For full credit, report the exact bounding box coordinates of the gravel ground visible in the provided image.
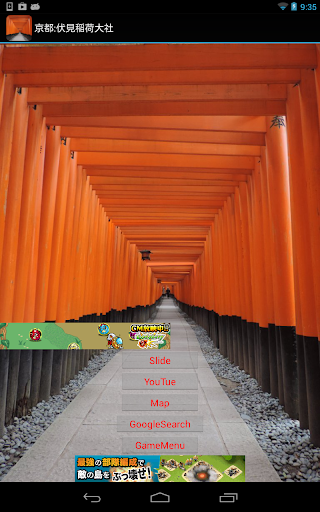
[182,314,320,482]
[0,348,118,481]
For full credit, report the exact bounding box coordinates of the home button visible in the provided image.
[150,492,170,503]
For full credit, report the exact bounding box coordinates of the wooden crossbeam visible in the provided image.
[41,100,286,117]
[27,84,288,103]
[3,44,316,72]
[11,68,302,88]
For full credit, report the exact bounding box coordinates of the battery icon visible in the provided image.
[291,2,298,9]
[219,493,239,503]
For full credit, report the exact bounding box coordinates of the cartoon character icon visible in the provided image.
[98,323,110,336]
[107,333,116,346]
[29,328,42,341]
[67,342,81,349]
[106,333,123,349]
[113,336,123,349]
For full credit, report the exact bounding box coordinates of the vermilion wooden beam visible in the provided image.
[116,221,214,226]
[104,218,217,225]
[42,100,286,117]
[84,166,252,176]
[99,196,228,202]
[114,208,220,214]
[138,257,204,261]
[105,217,209,224]
[141,245,205,250]
[158,281,180,284]
[105,204,227,212]
[154,273,190,277]
[104,202,222,207]
[102,199,224,206]
[125,230,207,240]
[86,169,248,182]
[61,126,266,146]
[137,246,204,251]
[104,212,222,219]
[71,138,261,156]
[146,262,195,267]
[27,84,287,103]
[77,152,255,169]
[94,185,236,192]
[147,258,200,262]
[11,68,301,88]
[3,44,316,72]
[90,177,240,187]
[142,252,202,257]
[46,115,267,132]
[121,226,210,231]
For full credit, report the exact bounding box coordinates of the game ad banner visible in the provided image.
[75,455,245,482]
[0,322,170,350]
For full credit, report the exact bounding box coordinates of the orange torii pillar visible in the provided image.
[233,188,246,370]
[251,159,271,393]
[83,189,100,319]
[109,225,121,319]
[207,222,219,347]
[228,186,242,372]
[286,70,320,445]
[0,46,4,115]
[238,180,256,378]
[70,168,90,320]
[206,225,217,345]
[127,243,139,314]
[259,147,277,397]
[299,70,320,339]
[0,74,16,278]
[226,195,242,368]
[55,154,78,322]
[111,227,123,317]
[118,235,131,319]
[34,125,61,322]
[194,253,204,328]
[134,252,147,321]
[219,203,232,363]
[24,112,47,322]
[0,86,28,321]
[64,164,84,322]
[316,44,320,125]
[238,182,254,377]
[215,210,227,357]
[265,115,298,420]
[94,206,109,320]
[202,244,212,334]
[230,192,246,371]
[12,105,45,322]
[101,217,114,319]
[45,136,72,321]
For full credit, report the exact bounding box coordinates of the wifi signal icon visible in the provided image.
[278,2,289,9]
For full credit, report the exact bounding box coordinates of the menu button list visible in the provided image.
[121,351,199,454]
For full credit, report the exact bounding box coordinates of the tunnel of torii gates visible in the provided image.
[0,43,319,442]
